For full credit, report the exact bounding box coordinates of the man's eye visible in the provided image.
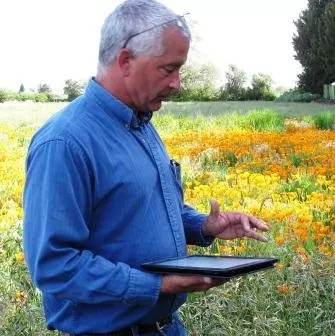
[163,67,175,75]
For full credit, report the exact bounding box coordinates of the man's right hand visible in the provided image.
[160,274,229,294]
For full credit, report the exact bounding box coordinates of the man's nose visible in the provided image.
[169,72,181,92]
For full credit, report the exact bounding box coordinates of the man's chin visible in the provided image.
[149,100,163,111]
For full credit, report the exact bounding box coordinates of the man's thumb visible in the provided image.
[209,199,220,218]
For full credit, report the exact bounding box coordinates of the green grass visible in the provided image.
[1,101,335,335]
[181,255,335,336]
[160,101,335,117]
[1,101,335,127]
[0,102,67,126]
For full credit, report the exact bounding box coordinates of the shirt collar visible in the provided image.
[84,78,153,129]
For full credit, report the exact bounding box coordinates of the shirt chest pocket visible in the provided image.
[169,159,184,209]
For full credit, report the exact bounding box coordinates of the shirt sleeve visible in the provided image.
[182,204,215,246]
[23,139,162,305]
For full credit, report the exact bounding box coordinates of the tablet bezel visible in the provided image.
[141,255,278,278]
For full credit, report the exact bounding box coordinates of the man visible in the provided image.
[23,1,269,335]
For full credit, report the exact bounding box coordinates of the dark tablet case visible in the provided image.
[141,255,278,278]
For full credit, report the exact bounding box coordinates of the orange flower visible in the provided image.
[276,284,298,295]
[275,234,285,246]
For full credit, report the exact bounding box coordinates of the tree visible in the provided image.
[248,73,276,101]
[38,83,51,93]
[293,0,335,94]
[175,63,219,101]
[0,89,7,103]
[221,65,247,101]
[19,83,25,93]
[63,79,83,101]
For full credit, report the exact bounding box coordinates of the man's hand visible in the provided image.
[160,274,228,294]
[202,199,269,241]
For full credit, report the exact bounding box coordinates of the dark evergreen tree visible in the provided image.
[293,0,335,93]
[19,83,25,93]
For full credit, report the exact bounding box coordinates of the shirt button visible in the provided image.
[125,123,129,129]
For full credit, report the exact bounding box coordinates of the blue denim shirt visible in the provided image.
[23,79,213,334]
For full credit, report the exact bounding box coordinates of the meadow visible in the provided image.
[0,101,334,335]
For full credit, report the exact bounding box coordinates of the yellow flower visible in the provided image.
[15,252,25,264]
[15,290,27,305]
[275,263,285,270]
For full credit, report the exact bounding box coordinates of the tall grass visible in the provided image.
[155,109,287,134]
[237,109,286,132]
[311,112,335,130]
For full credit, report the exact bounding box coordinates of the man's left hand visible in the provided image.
[202,199,269,241]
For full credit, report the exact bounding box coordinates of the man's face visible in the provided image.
[125,26,189,113]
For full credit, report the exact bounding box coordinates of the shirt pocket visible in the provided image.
[169,159,184,209]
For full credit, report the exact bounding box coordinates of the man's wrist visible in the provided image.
[201,218,212,237]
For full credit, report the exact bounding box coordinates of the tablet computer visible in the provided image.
[141,255,278,278]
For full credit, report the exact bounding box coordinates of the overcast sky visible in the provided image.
[0,0,308,93]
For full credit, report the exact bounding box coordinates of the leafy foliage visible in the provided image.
[293,0,335,94]
[37,84,51,94]
[0,89,8,103]
[276,89,321,102]
[220,64,247,101]
[172,63,219,101]
[248,73,276,101]
[63,79,84,101]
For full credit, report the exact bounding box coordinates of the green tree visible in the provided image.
[248,73,276,101]
[293,0,335,94]
[19,83,25,93]
[175,63,219,101]
[221,65,247,101]
[0,89,7,103]
[63,79,83,101]
[37,83,51,93]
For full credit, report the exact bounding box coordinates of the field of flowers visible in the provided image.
[0,103,334,335]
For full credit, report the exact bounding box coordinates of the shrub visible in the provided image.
[276,89,321,102]
[15,92,35,101]
[33,93,48,103]
[0,89,7,103]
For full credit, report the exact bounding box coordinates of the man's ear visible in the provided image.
[117,49,133,77]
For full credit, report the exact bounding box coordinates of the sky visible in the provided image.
[0,0,308,93]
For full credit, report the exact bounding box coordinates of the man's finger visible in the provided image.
[240,215,268,242]
[209,199,220,219]
[249,216,269,231]
[245,228,268,242]
[240,214,251,233]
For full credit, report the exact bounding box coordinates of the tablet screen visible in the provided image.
[155,256,265,269]
[141,255,278,278]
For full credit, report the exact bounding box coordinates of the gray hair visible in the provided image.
[98,0,191,72]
